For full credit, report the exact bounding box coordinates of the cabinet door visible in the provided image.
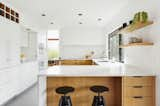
[8,20,21,66]
[123,86,153,97]
[124,97,154,106]
[0,17,20,69]
[0,17,8,68]
[123,77,154,86]
[18,62,38,93]
[0,67,19,105]
[20,26,28,47]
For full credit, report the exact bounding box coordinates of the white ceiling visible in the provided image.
[5,0,129,29]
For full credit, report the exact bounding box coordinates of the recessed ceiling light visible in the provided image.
[79,22,83,24]
[98,18,102,21]
[41,14,46,16]
[50,22,54,24]
[78,13,83,16]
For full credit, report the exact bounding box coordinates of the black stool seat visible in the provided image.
[56,86,75,95]
[90,85,109,93]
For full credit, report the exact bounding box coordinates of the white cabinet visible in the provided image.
[0,17,20,69]
[37,31,48,71]
[20,27,37,48]
[38,76,47,106]
[0,61,38,105]
[0,66,19,105]
[20,29,38,62]
[20,26,29,47]
[18,62,38,93]
[0,14,38,105]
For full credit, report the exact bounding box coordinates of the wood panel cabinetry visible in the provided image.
[122,76,155,106]
[47,77,121,106]
[60,60,93,65]
[46,76,155,106]
[48,60,94,66]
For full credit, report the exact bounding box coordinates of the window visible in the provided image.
[47,30,59,60]
[108,34,123,62]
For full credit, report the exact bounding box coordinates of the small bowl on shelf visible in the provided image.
[129,37,143,44]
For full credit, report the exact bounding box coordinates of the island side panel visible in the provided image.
[38,76,47,106]
[47,77,122,106]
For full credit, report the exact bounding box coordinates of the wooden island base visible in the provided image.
[47,76,155,106]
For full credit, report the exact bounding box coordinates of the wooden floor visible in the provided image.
[47,77,122,106]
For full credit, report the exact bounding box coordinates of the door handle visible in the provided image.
[133,86,143,88]
[133,96,143,99]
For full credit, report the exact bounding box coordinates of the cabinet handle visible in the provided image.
[133,86,143,88]
[133,96,143,99]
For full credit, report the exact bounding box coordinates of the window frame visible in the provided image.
[108,34,124,62]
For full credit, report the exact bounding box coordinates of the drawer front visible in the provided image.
[124,97,154,106]
[60,60,92,65]
[123,76,154,86]
[124,86,153,97]
[60,60,76,65]
[76,60,92,65]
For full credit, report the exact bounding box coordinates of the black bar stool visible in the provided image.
[56,86,75,106]
[90,85,109,106]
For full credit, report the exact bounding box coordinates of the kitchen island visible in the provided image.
[38,65,156,106]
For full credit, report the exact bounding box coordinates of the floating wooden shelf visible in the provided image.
[119,21,153,34]
[120,42,154,48]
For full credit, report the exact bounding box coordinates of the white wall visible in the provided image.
[105,0,160,105]
[60,27,106,59]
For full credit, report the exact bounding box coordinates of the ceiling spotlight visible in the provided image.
[79,22,83,24]
[50,22,54,24]
[98,18,102,21]
[41,14,46,16]
[78,13,83,16]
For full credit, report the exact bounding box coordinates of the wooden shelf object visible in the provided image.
[0,2,5,10]
[120,42,154,48]
[119,21,153,34]
[0,2,19,23]
[0,9,4,16]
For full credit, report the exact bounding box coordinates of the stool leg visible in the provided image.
[92,96,98,106]
[98,96,105,106]
[59,96,72,106]
[66,96,72,106]
[92,96,105,106]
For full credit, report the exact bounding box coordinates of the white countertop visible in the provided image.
[39,64,156,77]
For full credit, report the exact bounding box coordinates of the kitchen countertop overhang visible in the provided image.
[39,64,156,77]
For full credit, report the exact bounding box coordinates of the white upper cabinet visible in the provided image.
[0,17,20,69]
[20,26,29,47]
